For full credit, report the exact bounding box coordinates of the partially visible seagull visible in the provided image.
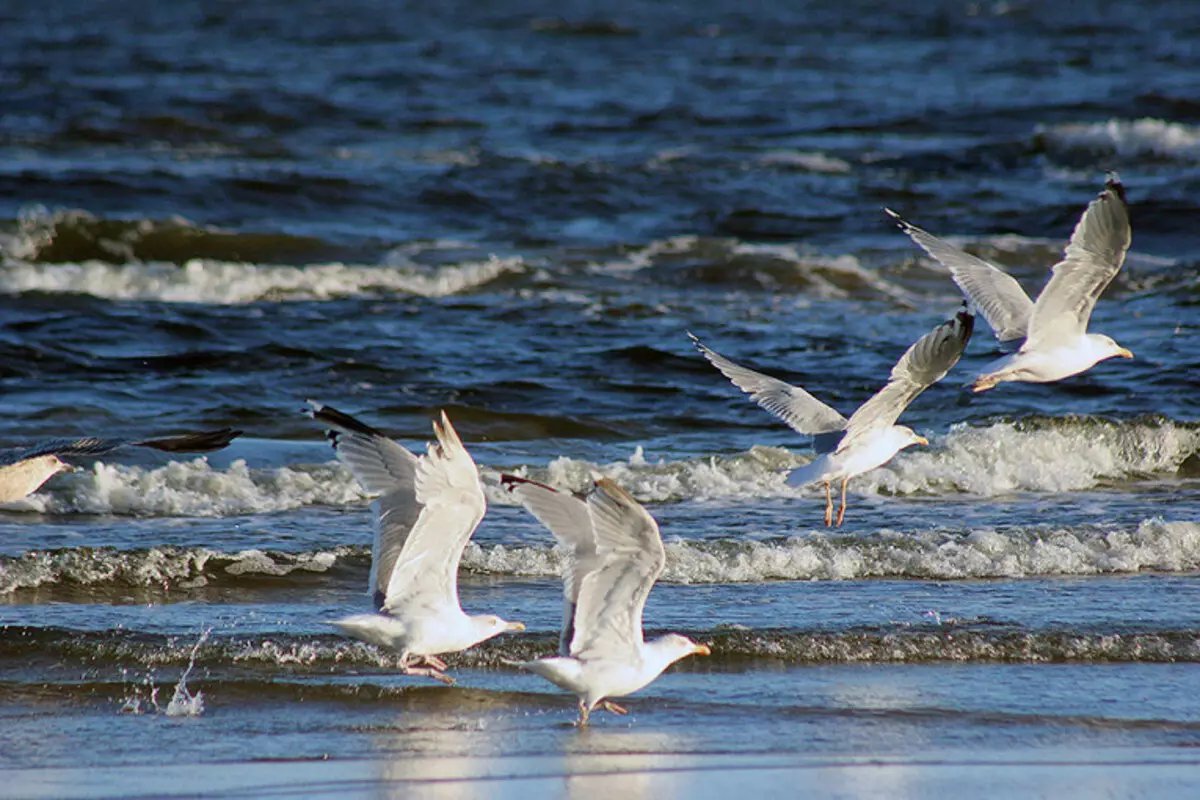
[887,174,1133,392]
[306,402,524,684]
[502,475,710,726]
[691,306,973,526]
[0,428,242,504]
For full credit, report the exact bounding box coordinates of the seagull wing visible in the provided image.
[0,428,242,466]
[887,209,1032,342]
[382,412,486,612]
[689,333,847,443]
[840,305,975,448]
[568,478,665,661]
[1025,175,1131,349]
[306,401,421,609]
[502,474,601,656]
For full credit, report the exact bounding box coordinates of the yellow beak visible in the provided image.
[1117,347,1134,359]
[505,621,526,633]
[914,435,929,446]
[693,643,712,656]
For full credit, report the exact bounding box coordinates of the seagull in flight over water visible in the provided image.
[0,428,242,504]
[306,402,524,684]
[691,306,973,526]
[502,475,710,725]
[886,174,1133,392]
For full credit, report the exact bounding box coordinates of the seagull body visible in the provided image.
[887,175,1133,392]
[0,429,242,504]
[306,402,524,684]
[691,306,973,525]
[502,475,710,725]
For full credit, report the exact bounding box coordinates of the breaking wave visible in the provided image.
[3,518,1196,595]
[0,255,524,303]
[1034,118,1200,161]
[3,416,1196,519]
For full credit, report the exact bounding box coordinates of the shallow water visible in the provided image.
[2,0,1199,796]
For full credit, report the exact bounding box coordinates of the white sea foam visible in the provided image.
[0,255,523,303]
[1035,118,1200,161]
[495,419,1199,504]
[462,518,1200,581]
[9,419,1194,519]
[20,459,366,517]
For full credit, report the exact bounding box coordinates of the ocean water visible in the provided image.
[2,0,1199,796]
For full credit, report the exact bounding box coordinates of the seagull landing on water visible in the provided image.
[886,174,1133,392]
[305,402,524,685]
[0,428,242,504]
[690,306,973,527]
[502,475,710,726]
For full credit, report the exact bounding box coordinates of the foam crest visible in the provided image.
[500,417,1198,503]
[0,545,353,594]
[22,459,365,517]
[0,255,523,303]
[464,519,1200,582]
[1035,118,1200,160]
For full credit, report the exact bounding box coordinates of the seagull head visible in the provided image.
[475,614,526,639]
[1088,333,1134,362]
[894,426,929,449]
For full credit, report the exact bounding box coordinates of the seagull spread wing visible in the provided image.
[689,332,847,448]
[568,478,665,662]
[840,305,975,448]
[380,412,486,613]
[306,401,422,609]
[886,209,1033,343]
[1025,175,1131,349]
[502,474,601,655]
[0,429,242,467]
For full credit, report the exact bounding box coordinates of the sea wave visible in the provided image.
[0,255,524,303]
[515,416,1199,502]
[4,625,1198,669]
[3,519,1196,595]
[5,417,1196,519]
[1034,118,1200,161]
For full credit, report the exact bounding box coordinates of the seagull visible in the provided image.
[886,174,1133,391]
[690,306,973,526]
[305,402,525,684]
[501,475,710,725]
[0,428,242,504]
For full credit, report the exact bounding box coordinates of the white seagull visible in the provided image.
[502,475,710,725]
[305,402,524,684]
[887,174,1133,392]
[0,428,242,504]
[691,306,973,526]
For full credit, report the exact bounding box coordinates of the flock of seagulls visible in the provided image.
[3,177,1134,725]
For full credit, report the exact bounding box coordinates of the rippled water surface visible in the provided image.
[2,0,1198,796]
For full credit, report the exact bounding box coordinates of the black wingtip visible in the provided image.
[500,473,556,493]
[304,401,388,439]
[135,428,242,454]
[1103,172,1126,203]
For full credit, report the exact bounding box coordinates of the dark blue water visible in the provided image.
[1,1,1198,795]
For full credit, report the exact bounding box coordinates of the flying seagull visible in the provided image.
[0,428,242,504]
[887,174,1132,391]
[306,402,524,684]
[502,474,710,725]
[691,305,973,526]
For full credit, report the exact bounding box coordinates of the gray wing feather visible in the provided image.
[501,474,599,655]
[841,305,975,448]
[569,479,665,660]
[1026,175,1131,349]
[689,332,847,438]
[306,401,421,607]
[887,209,1032,342]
